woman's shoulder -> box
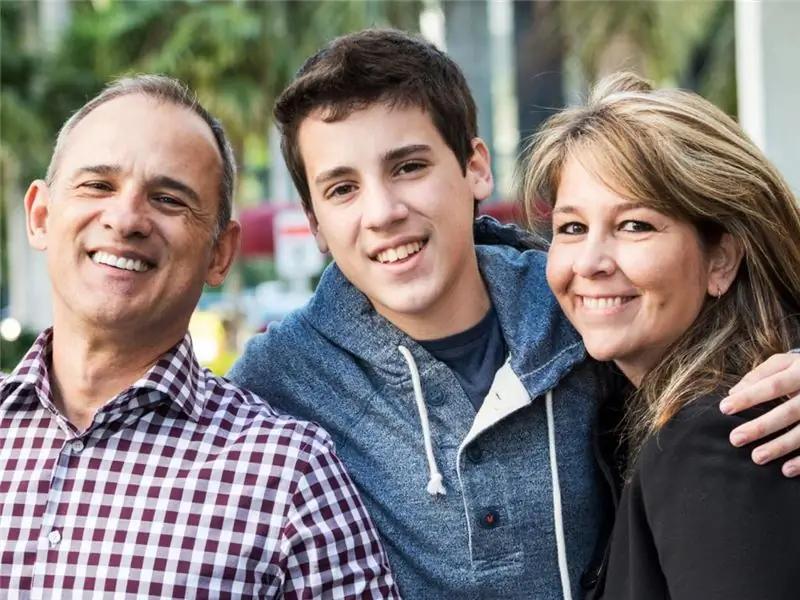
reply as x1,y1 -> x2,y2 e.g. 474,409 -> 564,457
636,390 -> 784,484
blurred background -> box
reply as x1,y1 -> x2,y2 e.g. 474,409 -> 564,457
2,0 -> 798,373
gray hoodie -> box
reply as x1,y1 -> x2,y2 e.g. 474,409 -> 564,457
229,218 -> 604,599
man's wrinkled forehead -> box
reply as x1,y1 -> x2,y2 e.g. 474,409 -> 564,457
54,94 -> 221,186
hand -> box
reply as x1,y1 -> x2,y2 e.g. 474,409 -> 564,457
720,353 -> 800,477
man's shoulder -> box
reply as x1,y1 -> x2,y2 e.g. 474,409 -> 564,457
202,370 -> 334,453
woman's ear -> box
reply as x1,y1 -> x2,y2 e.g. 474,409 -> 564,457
708,233 -> 744,297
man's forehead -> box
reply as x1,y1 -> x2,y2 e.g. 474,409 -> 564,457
58,95 -> 220,179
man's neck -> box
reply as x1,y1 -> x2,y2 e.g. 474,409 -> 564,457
49,321 -> 183,432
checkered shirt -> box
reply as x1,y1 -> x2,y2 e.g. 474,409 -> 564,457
0,329 -> 399,599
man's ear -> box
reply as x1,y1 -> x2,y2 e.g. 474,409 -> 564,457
305,209 -> 329,254
25,180 -> 51,251
467,138 -> 494,206
205,220 -> 241,287
708,232 -> 744,297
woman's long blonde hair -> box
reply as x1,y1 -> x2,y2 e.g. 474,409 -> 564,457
522,72 -> 800,452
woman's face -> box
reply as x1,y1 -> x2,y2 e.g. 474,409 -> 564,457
546,157 -> 727,386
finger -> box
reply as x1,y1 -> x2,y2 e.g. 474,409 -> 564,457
729,395 -> 800,447
721,369 -> 799,415
782,455 -> 800,478
728,353 -> 794,395
748,424 -> 800,467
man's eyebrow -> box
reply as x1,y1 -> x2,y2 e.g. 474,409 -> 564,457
149,175 -> 201,206
71,165 -> 201,206
73,164 -> 122,179
381,144 -> 432,163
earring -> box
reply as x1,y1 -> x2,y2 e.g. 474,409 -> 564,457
715,285 -> 723,299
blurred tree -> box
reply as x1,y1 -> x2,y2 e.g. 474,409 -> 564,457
0,0 -> 423,311
560,0 -> 736,114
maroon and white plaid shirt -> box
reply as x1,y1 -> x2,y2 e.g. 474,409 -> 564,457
0,329 -> 399,599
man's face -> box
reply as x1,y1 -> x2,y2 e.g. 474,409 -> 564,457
298,103 -> 493,338
25,94 -> 239,341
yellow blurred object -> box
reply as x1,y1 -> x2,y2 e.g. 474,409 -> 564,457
205,351 -> 239,377
189,311 -> 224,366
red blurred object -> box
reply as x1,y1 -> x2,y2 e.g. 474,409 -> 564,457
238,200 -> 548,258
238,203 -> 293,258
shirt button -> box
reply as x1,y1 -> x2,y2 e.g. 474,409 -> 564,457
479,508 -> 501,529
466,445 -> 484,464
71,441 -> 85,454
47,529 -> 62,548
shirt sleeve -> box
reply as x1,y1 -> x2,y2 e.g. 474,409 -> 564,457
636,398 -> 800,600
280,434 -> 400,599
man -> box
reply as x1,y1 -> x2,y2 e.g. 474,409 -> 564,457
229,28 -> 800,599
0,75 -> 399,599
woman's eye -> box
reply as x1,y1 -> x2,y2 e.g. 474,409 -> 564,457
555,222 -> 587,235
619,220 -> 656,233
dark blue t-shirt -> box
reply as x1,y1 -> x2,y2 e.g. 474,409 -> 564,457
419,306 -> 507,411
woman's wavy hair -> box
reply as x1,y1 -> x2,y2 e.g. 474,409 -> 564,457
522,72 -> 800,457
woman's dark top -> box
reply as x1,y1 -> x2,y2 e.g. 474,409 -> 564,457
598,392 -> 800,599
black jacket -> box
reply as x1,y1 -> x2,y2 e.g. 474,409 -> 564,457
588,388 -> 800,600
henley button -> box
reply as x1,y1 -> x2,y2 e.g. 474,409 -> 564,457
479,508 -> 501,529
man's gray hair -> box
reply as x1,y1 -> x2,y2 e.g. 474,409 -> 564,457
46,74 -> 236,237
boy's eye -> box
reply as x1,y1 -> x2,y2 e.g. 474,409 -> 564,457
329,184 -> 356,198
395,161 -> 426,176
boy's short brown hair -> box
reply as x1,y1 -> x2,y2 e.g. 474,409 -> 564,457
274,28 -> 479,213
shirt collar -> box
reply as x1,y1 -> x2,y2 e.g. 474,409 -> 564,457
0,328 -> 207,422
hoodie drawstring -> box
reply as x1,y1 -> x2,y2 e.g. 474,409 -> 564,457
398,345 -> 446,496
546,389 -> 573,600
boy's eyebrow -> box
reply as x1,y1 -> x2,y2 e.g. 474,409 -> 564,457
314,166 -> 357,186
381,144 -> 432,163
313,144 -> 432,186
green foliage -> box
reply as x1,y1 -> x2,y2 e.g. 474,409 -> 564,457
561,0 -> 736,114
0,328 -> 39,373
0,0 -> 422,301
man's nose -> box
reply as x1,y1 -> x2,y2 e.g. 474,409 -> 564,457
98,187 -> 153,238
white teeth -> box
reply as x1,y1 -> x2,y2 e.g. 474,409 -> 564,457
376,241 -> 423,264
582,296 -> 629,309
91,251 -> 150,272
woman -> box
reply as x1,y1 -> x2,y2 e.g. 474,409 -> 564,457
523,72 -> 800,599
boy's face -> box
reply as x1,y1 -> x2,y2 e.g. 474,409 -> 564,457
298,103 -> 493,338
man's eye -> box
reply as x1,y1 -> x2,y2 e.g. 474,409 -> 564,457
83,181 -> 113,191
619,220 -> 655,233
154,195 -> 183,206
555,222 -> 586,235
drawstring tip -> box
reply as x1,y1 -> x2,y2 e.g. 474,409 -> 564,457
427,473 -> 446,496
